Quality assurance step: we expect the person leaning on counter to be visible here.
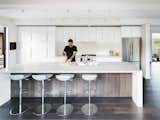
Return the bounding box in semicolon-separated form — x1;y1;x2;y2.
62;39;77;62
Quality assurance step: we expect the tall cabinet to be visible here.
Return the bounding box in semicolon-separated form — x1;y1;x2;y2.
17;26;55;63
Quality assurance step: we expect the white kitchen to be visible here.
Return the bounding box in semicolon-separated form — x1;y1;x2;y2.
0;0;158;120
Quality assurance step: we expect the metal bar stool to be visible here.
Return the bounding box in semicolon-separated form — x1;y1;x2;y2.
81;74;98;116
55;74;74;116
9;74;31;115
32;74;53;116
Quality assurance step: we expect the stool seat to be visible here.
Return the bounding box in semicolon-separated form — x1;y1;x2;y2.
56;74;74;81
10;74;31;81
82;74;97;81
32;74;53;81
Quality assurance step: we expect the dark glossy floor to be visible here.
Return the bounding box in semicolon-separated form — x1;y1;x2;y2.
1;62;160;120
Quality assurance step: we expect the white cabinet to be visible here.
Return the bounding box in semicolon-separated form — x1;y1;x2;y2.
17;27;32;63
56;27;76;42
97;27;103;42
55;27;121;56
88;27;97;41
75;27;89;41
17;26;55;63
31;27;48;61
63;27;76;42
56;27;65;42
47;27;56;59
56;27;121;42
101;27;121;51
121;26;142;38
56;27;90;42
102;27;114;42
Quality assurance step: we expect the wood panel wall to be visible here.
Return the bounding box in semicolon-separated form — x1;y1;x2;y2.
11;73;132;97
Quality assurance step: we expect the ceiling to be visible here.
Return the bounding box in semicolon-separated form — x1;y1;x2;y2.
0;0;160;19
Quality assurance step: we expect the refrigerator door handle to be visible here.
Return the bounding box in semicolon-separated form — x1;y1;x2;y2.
131;42;133;59
130;41;132;61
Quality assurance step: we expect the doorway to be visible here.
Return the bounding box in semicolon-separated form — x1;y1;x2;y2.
151;33;160;62
0;27;6;68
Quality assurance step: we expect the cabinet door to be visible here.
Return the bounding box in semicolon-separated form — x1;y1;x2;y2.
121;26;141;38
88;27;97;41
47;27;56;59
119;74;132;97
55;27;64;42
31;27;48;61
63;27;76;42
131;27;141;37
18;27;56;63
97;27;103;42
17;27;32;64
102;27;113;43
112;27;121;50
75;27;89;41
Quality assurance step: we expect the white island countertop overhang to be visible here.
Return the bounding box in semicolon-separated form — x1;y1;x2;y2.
9;62;141;73
8;62;143;108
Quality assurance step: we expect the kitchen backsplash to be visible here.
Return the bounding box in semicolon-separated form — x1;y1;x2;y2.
55;41;121;56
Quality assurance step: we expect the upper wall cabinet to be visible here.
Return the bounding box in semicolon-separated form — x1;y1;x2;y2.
56;27;76;42
17;26;55;63
121;26;142;38
56;27;89;42
88;27;97;42
56;27;121;42
75;27;89;42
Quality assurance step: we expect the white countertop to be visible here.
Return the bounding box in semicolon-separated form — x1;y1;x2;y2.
54;55;122;63
9;62;141;73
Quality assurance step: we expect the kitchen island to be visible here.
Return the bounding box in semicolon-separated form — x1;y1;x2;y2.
9;62;143;107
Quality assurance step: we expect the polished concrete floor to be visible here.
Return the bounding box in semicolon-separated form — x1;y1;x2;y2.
0;62;160;120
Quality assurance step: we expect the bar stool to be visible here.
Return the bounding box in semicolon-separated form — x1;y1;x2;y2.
32;74;53;116
55;74;74;116
9;74;31;115
81;74;98;116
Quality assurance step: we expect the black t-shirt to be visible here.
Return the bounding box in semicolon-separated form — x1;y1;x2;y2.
64;45;77;62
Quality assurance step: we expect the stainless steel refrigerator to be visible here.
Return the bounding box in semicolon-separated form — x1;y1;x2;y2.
122;38;141;64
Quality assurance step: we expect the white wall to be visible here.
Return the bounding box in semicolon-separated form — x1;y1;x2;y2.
0;17;17;106
0;17;17;69
151;26;160;33
141;24;151;79
0;73;10;106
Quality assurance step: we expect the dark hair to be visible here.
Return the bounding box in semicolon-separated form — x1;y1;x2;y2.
68;39;73;43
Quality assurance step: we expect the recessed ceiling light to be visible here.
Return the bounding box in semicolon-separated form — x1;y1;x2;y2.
66;9;70;13
21;9;24;13
88;9;91;13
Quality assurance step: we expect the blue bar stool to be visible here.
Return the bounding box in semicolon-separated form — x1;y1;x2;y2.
55;74;74;116
9;74;31;115
81;74;98;116
32;74;53;116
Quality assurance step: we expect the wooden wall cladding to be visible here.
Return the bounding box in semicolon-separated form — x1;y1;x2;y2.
11;73;132;97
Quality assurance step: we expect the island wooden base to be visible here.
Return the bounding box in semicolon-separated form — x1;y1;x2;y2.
11;72;143;107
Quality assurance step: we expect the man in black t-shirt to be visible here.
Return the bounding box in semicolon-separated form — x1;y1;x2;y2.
62;39;77;62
